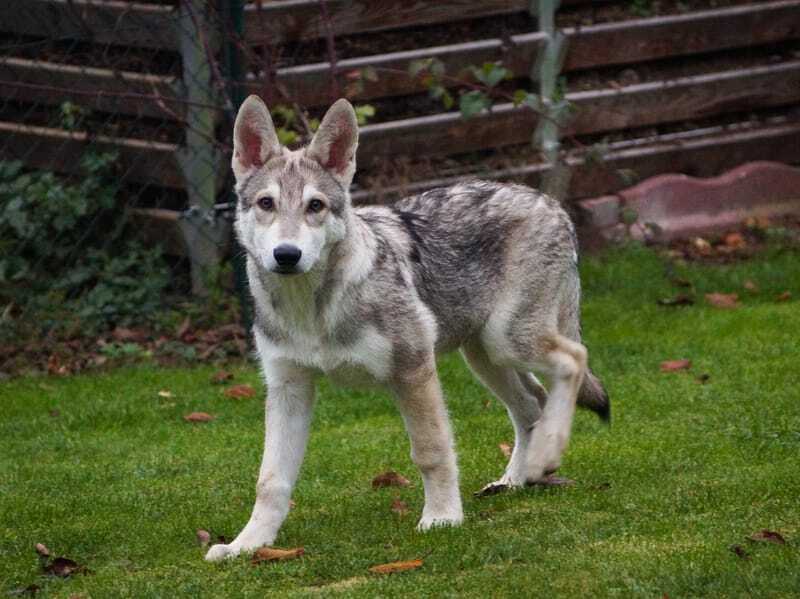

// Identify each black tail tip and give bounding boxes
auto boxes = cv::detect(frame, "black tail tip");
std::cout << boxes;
[595,396,611,424]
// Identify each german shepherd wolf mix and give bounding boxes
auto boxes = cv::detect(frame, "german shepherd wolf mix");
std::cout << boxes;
[205,96,609,561]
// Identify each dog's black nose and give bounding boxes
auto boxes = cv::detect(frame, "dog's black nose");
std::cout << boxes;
[273,244,302,268]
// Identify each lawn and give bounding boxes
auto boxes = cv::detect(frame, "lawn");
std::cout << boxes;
[1,243,799,598]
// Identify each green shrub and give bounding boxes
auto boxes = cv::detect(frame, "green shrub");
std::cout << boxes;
[0,153,169,337]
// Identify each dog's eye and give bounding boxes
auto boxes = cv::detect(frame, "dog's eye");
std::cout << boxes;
[257,196,274,211]
[307,198,325,213]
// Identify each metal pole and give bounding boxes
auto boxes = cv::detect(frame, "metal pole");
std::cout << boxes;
[222,0,254,337]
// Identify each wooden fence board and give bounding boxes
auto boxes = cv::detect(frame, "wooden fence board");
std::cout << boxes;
[0,0,178,49]
[0,57,182,120]
[351,121,800,203]
[0,121,183,187]
[260,0,800,107]
[355,61,800,164]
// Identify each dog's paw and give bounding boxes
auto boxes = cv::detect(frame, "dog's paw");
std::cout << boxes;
[205,543,238,562]
[416,512,463,531]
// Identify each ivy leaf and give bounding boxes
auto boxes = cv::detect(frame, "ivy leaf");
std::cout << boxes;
[459,91,491,119]
[471,62,511,88]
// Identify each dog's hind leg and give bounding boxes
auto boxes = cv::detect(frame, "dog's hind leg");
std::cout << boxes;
[517,333,587,483]
[392,358,463,530]
[461,339,542,494]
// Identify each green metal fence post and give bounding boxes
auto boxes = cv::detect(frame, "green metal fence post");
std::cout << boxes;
[222,0,253,337]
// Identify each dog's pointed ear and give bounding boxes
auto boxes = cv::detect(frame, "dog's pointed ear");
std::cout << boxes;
[306,99,359,187]
[232,95,281,182]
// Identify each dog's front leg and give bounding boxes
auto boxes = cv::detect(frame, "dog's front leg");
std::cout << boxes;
[393,361,463,530]
[206,362,315,561]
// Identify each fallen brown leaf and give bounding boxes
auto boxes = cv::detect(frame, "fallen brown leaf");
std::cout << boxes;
[196,529,211,547]
[776,291,792,302]
[7,584,40,596]
[748,529,786,544]
[372,471,411,489]
[743,280,759,293]
[183,412,214,423]
[157,390,174,398]
[657,293,694,307]
[723,232,746,249]
[390,498,409,516]
[251,547,305,564]
[705,292,740,309]
[660,359,692,372]
[498,442,512,458]
[211,370,234,384]
[224,384,255,399]
[111,327,147,343]
[730,544,750,560]
[176,316,192,339]
[34,543,50,557]
[696,373,711,384]
[44,557,85,578]
[369,558,423,575]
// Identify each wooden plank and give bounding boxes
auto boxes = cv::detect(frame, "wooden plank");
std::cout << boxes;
[0,121,183,188]
[355,61,800,164]
[351,121,800,203]
[564,0,800,70]
[243,0,531,45]
[0,57,183,120]
[258,0,800,107]
[0,0,178,49]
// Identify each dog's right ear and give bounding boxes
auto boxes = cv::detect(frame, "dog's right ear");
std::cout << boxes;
[232,95,281,182]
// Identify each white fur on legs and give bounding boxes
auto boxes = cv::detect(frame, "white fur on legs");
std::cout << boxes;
[206,360,315,562]
[524,335,586,483]
[461,340,542,489]
[393,362,463,530]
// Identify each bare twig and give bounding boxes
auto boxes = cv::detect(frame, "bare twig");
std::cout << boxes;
[318,0,341,101]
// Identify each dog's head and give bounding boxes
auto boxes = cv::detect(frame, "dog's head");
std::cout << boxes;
[231,96,358,276]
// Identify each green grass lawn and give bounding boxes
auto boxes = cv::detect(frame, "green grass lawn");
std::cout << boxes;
[2,244,799,598]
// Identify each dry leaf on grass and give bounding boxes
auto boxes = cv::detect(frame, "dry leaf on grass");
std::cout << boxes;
[196,529,211,547]
[705,292,740,309]
[696,373,711,384]
[748,529,786,544]
[776,291,792,302]
[183,412,214,423]
[743,280,759,293]
[34,543,50,557]
[369,559,423,575]
[730,544,750,560]
[211,371,234,384]
[251,547,305,564]
[224,384,255,399]
[660,359,691,372]
[657,294,694,307]
[157,390,174,398]
[44,557,87,578]
[372,471,410,489]
[390,498,409,516]
[498,442,512,458]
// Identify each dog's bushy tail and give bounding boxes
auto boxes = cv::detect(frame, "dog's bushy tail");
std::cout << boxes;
[577,369,610,423]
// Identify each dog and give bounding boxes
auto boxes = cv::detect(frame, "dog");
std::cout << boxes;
[205,96,609,561]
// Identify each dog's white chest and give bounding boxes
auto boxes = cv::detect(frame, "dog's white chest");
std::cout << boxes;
[261,325,393,387]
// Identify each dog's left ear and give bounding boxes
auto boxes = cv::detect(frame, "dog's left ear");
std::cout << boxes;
[306,99,359,187]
